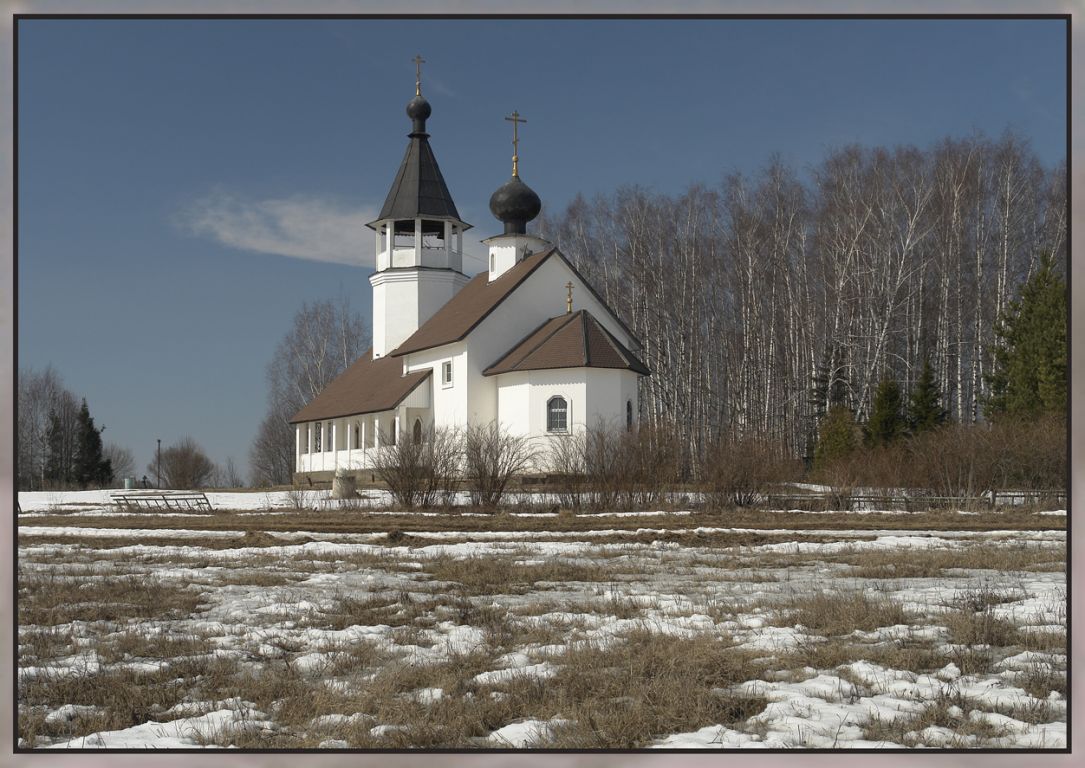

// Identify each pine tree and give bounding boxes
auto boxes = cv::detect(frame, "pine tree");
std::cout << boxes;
[907,357,947,435]
[814,405,859,470]
[72,399,112,489]
[866,376,904,447]
[985,255,1067,419]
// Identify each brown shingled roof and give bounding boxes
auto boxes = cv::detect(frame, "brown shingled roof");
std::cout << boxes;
[389,247,556,357]
[289,349,431,423]
[483,310,650,376]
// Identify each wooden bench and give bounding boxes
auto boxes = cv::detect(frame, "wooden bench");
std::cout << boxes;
[111,492,215,513]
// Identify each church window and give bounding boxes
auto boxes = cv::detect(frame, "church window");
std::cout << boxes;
[547,396,568,433]
[626,400,633,431]
[442,361,453,387]
[389,423,397,446]
[413,418,423,444]
[354,422,360,449]
[490,253,495,272]
[314,422,322,452]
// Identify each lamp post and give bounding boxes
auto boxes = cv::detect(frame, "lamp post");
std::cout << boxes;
[156,438,161,489]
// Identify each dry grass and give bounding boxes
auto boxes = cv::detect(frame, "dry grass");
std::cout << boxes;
[18,572,206,626]
[523,630,770,748]
[777,590,910,637]
[423,554,611,596]
[19,654,241,746]
[839,545,1065,578]
[863,695,1011,746]
[18,504,1065,537]
[777,639,947,676]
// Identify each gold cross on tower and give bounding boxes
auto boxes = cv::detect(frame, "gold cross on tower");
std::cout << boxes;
[566,281,574,314]
[505,110,527,177]
[413,54,425,96]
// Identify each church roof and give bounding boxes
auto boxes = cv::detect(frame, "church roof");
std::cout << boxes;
[389,246,557,356]
[289,349,431,423]
[370,132,465,227]
[483,309,650,377]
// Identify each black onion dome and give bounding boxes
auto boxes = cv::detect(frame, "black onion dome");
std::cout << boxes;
[489,175,542,235]
[406,94,431,134]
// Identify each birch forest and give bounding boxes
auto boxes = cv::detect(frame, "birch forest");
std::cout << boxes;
[535,133,1067,466]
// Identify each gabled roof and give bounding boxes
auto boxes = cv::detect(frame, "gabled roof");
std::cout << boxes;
[484,310,651,377]
[389,246,641,358]
[289,349,431,423]
[369,135,465,226]
[389,247,557,356]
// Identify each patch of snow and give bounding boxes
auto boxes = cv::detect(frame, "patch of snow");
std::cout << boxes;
[46,708,243,749]
[44,704,102,726]
[473,662,557,686]
[487,718,571,747]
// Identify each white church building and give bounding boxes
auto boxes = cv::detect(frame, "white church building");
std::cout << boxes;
[291,72,649,480]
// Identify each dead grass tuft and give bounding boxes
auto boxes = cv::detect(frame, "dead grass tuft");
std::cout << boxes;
[18,572,206,626]
[778,590,909,637]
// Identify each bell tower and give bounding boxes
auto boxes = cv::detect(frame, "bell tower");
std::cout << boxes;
[368,56,471,358]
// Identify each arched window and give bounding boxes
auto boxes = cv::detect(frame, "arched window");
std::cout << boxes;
[626,400,633,431]
[413,418,423,445]
[547,396,568,433]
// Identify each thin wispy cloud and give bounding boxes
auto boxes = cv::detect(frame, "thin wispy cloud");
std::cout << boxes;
[177,190,378,267]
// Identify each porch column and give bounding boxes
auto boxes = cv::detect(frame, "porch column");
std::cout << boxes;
[331,420,338,468]
[295,424,303,472]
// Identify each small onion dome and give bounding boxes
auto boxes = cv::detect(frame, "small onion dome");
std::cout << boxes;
[489,175,542,235]
[406,94,431,134]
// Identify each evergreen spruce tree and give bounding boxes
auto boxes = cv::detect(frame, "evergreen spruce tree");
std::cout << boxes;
[907,357,947,435]
[814,405,859,470]
[985,255,1067,419]
[73,399,112,489]
[866,376,904,447]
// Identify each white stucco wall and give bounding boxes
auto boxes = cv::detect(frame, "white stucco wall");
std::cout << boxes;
[495,367,637,438]
[462,254,638,425]
[402,342,467,429]
[370,268,469,357]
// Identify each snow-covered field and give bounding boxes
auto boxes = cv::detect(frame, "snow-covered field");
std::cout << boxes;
[17,490,1067,749]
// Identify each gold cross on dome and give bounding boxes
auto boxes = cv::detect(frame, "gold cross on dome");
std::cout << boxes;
[413,54,425,95]
[566,281,574,314]
[505,110,527,177]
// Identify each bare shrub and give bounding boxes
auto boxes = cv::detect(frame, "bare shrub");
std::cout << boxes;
[371,426,459,509]
[545,430,587,510]
[461,423,535,509]
[551,422,684,512]
[989,413,1066,491]
[703,434,799,508]
[148,436,216,489]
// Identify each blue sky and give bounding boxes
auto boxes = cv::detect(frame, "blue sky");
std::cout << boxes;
[17,18,1067,479]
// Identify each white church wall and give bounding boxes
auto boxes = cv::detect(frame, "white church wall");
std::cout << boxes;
[371,268,469,358]
[403,342,467,429]
[460,255,636,425]
[495,369,587,436]
[583,368,640,430]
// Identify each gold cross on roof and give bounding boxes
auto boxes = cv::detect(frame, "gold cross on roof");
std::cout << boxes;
[566,281,574,314]
[505,110,527,177]
[413,54,425,95]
